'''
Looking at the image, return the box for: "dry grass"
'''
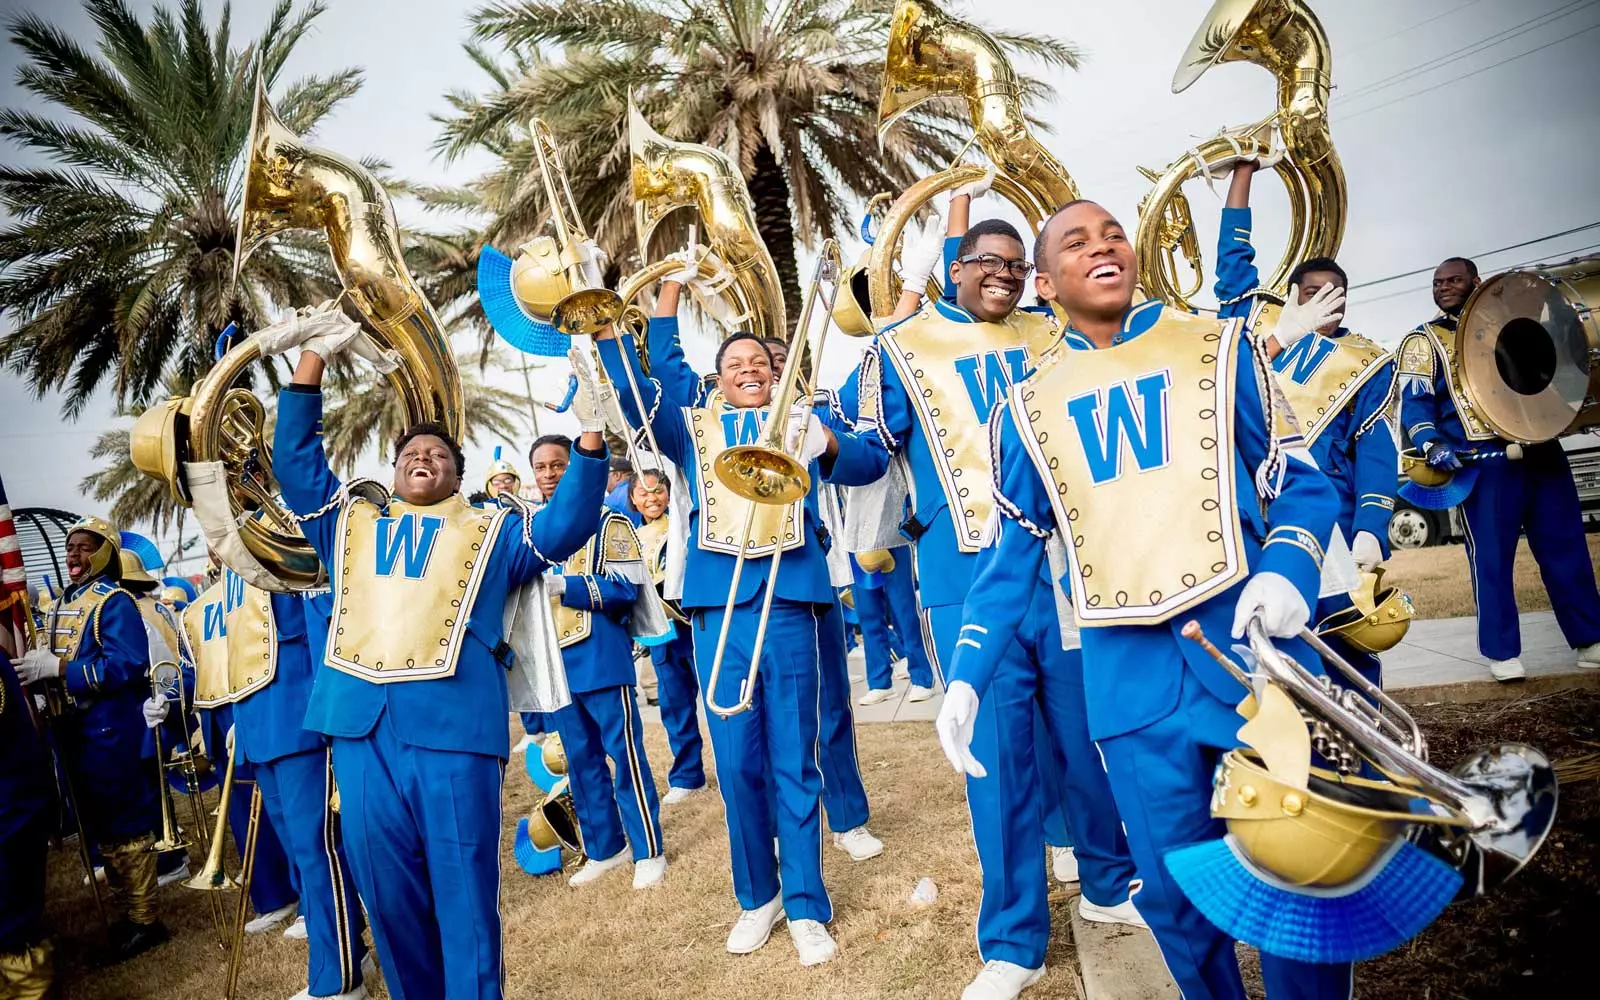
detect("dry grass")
[46,721,1086,1000]
[1381,534,1600,620]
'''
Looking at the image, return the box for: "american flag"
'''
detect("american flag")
[0,473,31,660]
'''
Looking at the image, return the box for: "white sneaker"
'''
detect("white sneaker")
[1050,846,1079,884]
[892,657,910,680]
[907,684,934,703]
[832,825,884,862]
[633,855,667,889]
[788,919,838,966]
[245,901,297,935]
[1079,895,1148,928]
[156,860,190,887]
[858,687,894,706]
[511,734,536,754]
[569,849,629,886]
[1489,657,1526,682]
[283,915,308,940]
[962,959,1045,1000]
[726,896,784,954]
[1577,643,1600,669]
[663,785,703,805]
[291,984,369,1000]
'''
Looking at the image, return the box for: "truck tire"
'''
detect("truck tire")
[1388,507,1438,549]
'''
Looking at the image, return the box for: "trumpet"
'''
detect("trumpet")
[703,240,845,718]
[147,662,190,854]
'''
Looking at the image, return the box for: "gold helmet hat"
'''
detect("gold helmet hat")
[484,446,522,498]
[1316,569,1415,654]
[65,516,122,583]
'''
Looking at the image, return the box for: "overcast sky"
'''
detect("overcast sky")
[3,0,1598,565]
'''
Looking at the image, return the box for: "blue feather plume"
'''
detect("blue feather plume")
[119,531,163,572]
[477,246,567,357]
[513,817,563,876]
[213,323,239,361]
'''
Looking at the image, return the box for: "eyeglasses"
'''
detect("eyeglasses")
[957,253,1034,279]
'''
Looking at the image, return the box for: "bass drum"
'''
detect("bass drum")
[1457,255,1600,444]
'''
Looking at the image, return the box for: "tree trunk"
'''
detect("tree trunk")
[747,142,802,332]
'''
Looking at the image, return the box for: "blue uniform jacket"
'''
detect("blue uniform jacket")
[555,510,640,694]
[835,298,1057,608]
[1398,311,1471,452]
[57,577,152,760]
[950,303,1340,740]
[1,653,54,839]
[595,331,888,609]
[231,585,329,766]
[274,385,607,759]
[1215,206,1398,552]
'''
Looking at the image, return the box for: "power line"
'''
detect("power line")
[1350,240,1600,307]
[1349,222,1600,291]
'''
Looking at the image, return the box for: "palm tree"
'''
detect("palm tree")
[80,412,187,533]
[0,0,358,417]
[438,0,1078,317]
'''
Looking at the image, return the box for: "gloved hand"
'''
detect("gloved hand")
[568,350,610,433]
[300,320,363,363]
[142,694,170,729]
[934,681,987,778]
[576,239,609,289]
[897,218,947,296]
[1424,440,1462,471]
[16,648,63,685]
[1195,124,1286,179]
[253,300,349,357]
[1231,570,1311,639]
[1351,531,1384,572]
[225,724,235,756]
[662,244,703,287]
[953,165,996,201]
[343,330,401,374]
[785,410,830,466]
[1270,282,1345,351]
[546,574,568,598]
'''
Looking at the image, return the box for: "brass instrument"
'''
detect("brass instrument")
[527,778,582,853]
[1185,620,1555,904]
[222,785,264,1000]
[703,241,845,718]
[626,102,788,339]
[147,662,190,854]
[1135,0,1345,312]
[130,81,462,591]
[185,734,244,950]
[867,0,1080,317]
[1454,255,1600,443]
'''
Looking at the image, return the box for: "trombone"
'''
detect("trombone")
[703,240,845,718]
[147,662,190,855]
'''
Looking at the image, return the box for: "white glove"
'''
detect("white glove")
[897,218,947,295]
[1270,282,1345,351]
[953,165,996,201]
[1231,570,1311,640]
[16,648,63,685]
[300,320,363,362]
[934,680,986,778]
[1193,125,1286,180]
[546,574,568,598]
[785,410,830,466]
[1351,531,1384,572]
[576,239,609,289]
[225,724,235,756]
[662,245,701,287]
[568,349,609,433]
[253,300,350,357]
[142,694,170,729]
[343,330,401,374]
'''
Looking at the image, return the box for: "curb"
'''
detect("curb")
[1390,670,1600,706]
[1070,906,1179,1000]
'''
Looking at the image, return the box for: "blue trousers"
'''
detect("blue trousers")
[1461,447,1600,661]
[254,749,367,996]
[651,626,706,791]
[856,561,936,690]
[518,712,548,736]
[926,603,1122,967]
[553,685,663,862]
[816,600,870,833]
[691,594,831,922]
[330,717,505,1000]
[231,770,298,918]
[1098,657,1354,1000]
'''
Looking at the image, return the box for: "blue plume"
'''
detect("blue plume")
[524,742,562,794]
[477,246,567,358]
[860,210,877,246]
[513,817,563,876]
[213,323,239,361]
[119,531,163,571]
[161,576,198,601]
[493,445,503,462]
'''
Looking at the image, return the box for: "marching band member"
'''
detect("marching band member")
[272,329,610,1000]
[941,199,1348,999]
[839,193,1119,991]
[594,313,889,966]
[1,651,57,998]
[1217,157,1395,683]
[153,565,370,1000]
[645,265,884,864]
[530,432,668,889]
[849,549,936,704]
[14,518,170,961]
[1399,256,1600,680]
[118,547,182,664]
[632,468,707,802]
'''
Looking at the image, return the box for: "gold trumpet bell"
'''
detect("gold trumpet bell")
[713,446,812,506]
[550,286,624,338]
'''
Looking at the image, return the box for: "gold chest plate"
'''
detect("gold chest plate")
[329,495,507,683]
[881,305,1059,553]
[183,575,278,707]
[46,581,122,661]
[1398,322,1497,441]
[553,537,593,649]
[1013,311,1248,626]
[1249,304,1393,445]
[135,596,182,663]
[689,405,802,557]
[552,513,643,648]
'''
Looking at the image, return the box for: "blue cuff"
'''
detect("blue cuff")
[1259,527,1325,607]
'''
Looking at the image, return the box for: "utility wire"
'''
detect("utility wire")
[1349,222,1600,291]
[1350,240,1600,307]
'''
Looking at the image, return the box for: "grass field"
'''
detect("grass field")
[1381,534,1600,619]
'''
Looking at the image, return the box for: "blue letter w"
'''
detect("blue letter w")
[719,409,766,447]
[954,348,1030,422]
[1066,370,1173,485]
[1272,335,1337,385]
[203,603,226,641]
[375,514,444,579]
